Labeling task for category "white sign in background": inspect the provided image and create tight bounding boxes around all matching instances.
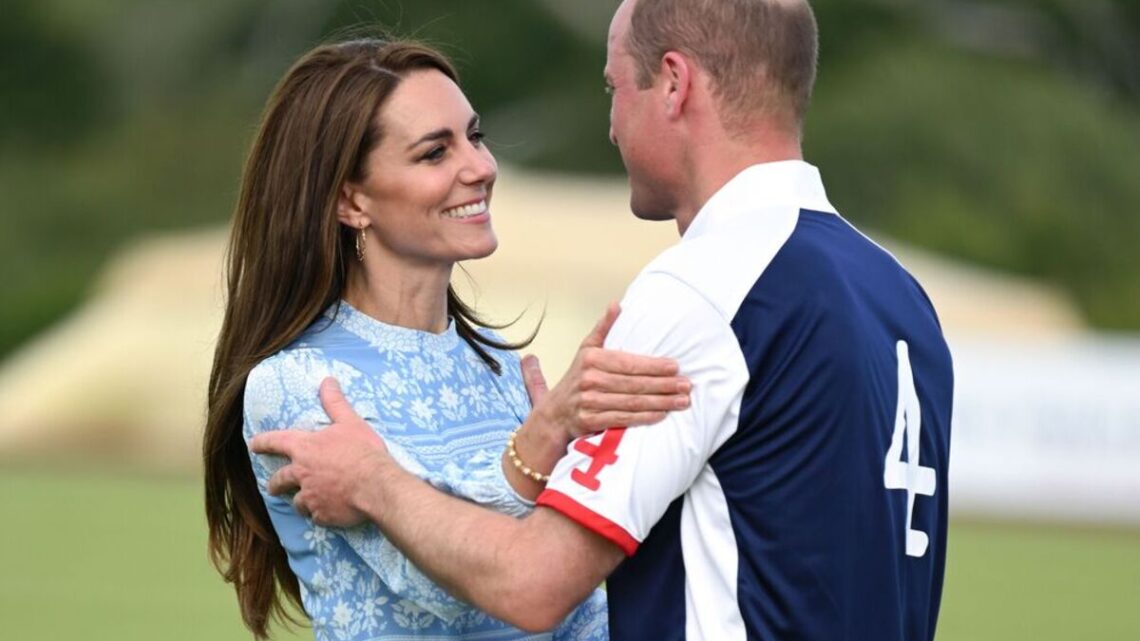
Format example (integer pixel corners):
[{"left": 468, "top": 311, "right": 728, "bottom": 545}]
[{"left": 948, "top": 336, "right": 1140, "bottom": 525}]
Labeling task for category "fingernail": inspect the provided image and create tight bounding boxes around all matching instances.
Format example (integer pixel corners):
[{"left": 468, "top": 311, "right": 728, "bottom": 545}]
[
  {"left": 678, "top": 381, "right": 692, "bottom": 393},
  {"left": 675, "top": 396, "right": 690, "bottom": 409}
]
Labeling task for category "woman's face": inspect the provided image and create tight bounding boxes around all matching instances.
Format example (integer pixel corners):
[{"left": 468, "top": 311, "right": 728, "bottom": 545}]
[{"left": 349, "top": 69, "right": 498, "bottom": 271}]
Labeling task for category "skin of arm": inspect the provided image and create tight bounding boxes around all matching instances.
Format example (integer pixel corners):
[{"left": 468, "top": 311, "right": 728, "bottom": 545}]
[
  {"left": 253, "top": 378, "right": 626, "bottom": 632},
  {"left": 359, "top": 453, "right": 624, "bottom": 632},
  {"left": 498, "top": 302, "right": 693, "bottom": 499}
]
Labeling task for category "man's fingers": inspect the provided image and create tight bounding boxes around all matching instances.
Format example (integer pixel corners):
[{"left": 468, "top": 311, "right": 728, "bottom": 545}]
[
  {"left": 520, "top": 354, "right": 549, "bottom": 405},
  {"left": 292, "top": 492, "right": 312, "bottom": 519},
  {"left": 319, "top": 377, "right": 359, "bottom": 424},
  {"left": 267, "top": 464, "right": 300, "bottom": 496},
  {"left": 249, "top": 429, "right": 299, "bottom": 457},
  {"left": 581, "top": 302, "right": 622, "bottom": 349}
]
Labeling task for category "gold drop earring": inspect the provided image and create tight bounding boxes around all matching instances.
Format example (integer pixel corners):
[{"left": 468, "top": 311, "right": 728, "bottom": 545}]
[{"left": 355, "top": 223, "right": 368, "bottom": 263}]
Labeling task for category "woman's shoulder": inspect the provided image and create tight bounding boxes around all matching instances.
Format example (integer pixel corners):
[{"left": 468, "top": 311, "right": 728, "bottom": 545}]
[
  {"left": 243, "top": 347, "right": 323, "bottom": 432},
  {"left": 243, "top": 346, "right": 370, "bottom": 431},
  {"left": 247, "top": 345, "right": 327, "bottom": 387}
]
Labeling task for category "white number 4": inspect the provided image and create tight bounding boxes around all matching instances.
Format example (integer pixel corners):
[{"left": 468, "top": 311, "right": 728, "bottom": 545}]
[{"left": 883, "top": 340, "right": 936, "bottom": 558}]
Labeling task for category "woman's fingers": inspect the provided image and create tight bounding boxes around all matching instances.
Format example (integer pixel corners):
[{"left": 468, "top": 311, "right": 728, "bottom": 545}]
[
  {"left": 580, "top": 347, "right": 680, "bottom": 377},
  {"left": 581, "top": 302, "right": 622, "bottom": 349},
  {"left": 579, "top": 369, "right": 691, "bottom": 396},
  {"left": 580, "top": 390, "right": 690, "bottom": 413},
  {"left": 520, "top": 354, "right": 549, "bottom": 404},
  {"left": 580, "top": 410, "right": 672, "bottom": 431}
]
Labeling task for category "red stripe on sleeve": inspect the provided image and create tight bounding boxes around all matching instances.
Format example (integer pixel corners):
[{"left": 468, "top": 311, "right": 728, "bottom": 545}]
[{"left": 536, "top": 488, "right": 640, "bottom": 557}]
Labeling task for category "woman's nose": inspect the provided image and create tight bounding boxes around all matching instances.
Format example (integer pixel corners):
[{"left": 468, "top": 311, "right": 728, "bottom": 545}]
[{"left": 460, "top": 145, "right": 497, "bottom": 184}]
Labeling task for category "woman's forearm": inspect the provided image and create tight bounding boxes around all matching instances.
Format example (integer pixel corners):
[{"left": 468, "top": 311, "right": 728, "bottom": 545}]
[{"left": 501, "top": 410, "right": 571, "bottom": 499}]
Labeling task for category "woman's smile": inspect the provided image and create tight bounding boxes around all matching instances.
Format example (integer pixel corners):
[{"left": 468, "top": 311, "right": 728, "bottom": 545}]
[{"left": 441, "top": 198, "right": 489, "bottom": 220}]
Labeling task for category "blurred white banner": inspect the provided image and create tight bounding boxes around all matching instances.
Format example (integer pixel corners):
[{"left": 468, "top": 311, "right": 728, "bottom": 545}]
[{"left": 949, "top": 335, "right": 1140, "bottom": 525}]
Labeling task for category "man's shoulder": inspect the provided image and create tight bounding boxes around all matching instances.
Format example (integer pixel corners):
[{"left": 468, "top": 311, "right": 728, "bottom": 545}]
[
  {"left": 622, "top": 207, "right": 797, "bottom": 326},
  {"left": 608, "top": 245, "right": 747, "bottom": 374},
  {"left": 621, "top": 247, "right": 730, "bottom": 332}
]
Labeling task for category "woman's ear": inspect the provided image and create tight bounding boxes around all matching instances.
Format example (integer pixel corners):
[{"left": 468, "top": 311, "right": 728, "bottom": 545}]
[{"left": 336, "top": 182, "right": 367, "bottom": 228}]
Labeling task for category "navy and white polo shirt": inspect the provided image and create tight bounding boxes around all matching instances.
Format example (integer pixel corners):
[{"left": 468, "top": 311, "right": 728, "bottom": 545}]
[{"left": 536, "top": 161, "right": 954, "bottom": 641}]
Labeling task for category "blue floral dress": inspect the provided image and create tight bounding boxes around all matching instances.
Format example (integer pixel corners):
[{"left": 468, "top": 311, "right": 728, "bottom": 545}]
[{"left": 243, "top": 301, "right": 608, "bottom": 641}]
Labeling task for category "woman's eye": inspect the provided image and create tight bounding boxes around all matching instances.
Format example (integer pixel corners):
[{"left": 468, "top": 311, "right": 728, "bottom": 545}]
[
  {"left": 422, "top": 146, "right": 447, "bottom": 162},
  {"left": 469, "top": 130, "right": 486, "bottom": 146}
]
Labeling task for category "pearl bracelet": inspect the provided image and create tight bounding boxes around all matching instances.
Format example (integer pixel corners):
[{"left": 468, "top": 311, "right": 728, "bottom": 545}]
[{"left": 506, "top": 428, "right": 550, "bottom": 483}]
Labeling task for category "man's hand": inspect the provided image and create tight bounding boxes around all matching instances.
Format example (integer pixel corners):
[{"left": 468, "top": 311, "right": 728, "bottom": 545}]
[
  {"left": 248, "top": 377, "right": 391, "bottom": 527},
  {"left": 526, "top": 302, "right": 691, "bottom": 440}
]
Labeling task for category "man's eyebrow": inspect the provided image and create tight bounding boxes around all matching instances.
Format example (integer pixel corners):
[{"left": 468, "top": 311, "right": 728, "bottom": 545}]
[{"left": 405, "top": 115, "right": 481, "bottom": 151}]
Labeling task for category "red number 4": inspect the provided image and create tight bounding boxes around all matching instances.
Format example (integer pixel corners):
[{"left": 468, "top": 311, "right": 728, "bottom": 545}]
[{"left": 571, "top": 428, "right": 627, "bottom": 491}]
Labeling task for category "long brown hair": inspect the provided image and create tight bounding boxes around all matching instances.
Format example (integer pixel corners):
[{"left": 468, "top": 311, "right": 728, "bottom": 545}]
[{"left": 204, "top": 38, "right": 529, "bottom": 639}]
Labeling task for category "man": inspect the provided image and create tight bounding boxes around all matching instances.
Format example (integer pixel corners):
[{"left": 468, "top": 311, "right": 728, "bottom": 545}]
[{"left": 252, "top": 1, "right": 954, "bottom": 639}]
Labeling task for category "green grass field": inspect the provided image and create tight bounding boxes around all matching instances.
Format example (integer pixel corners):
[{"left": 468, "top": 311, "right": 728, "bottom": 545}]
[{"left": 1, "top": 466, "right": 1136, "bottom": 640}]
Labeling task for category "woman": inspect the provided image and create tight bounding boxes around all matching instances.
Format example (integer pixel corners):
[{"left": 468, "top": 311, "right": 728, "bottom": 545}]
[{"left": 203, "top": 38, "right": 688, "bottom": 641}]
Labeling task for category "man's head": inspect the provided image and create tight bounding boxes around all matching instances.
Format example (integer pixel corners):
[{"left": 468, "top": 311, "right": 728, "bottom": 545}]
[
  {"left": 605, "top": 0, "right": 818, "bottom": 224},
  {"left": 626, "top": 0, "right": 817, "bottom": 133}
]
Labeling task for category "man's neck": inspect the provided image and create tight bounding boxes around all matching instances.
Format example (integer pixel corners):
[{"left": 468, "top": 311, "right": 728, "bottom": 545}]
[{"left": 673, "top": 134, "right": 803, "bottom": 236}]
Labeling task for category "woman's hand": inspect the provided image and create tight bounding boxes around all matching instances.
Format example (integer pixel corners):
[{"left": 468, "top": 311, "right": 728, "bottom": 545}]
[
  {"left": 526, "top": 303, "right": 690, "bottom": 441},
  {"left": 504, "top": 303, "right": 690, "bottom": 497}
]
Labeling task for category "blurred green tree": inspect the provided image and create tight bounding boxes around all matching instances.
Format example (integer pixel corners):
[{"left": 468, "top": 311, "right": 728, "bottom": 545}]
[
  {"left": 1, "top": 0, "right": 1138, "bottom": 359},
  {"left": 0, "top": 0, "right": 107, "bottom": 146}
]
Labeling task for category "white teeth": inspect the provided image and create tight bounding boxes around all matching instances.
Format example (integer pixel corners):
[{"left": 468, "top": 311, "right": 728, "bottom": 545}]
[{"left": 442, "top": 200, "right": 487, "bottom": 219}]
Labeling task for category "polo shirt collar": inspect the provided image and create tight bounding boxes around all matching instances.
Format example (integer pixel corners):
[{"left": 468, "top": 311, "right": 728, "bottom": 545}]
[{"left": 683, "top": 160, "right": 837, "bottom": 241}]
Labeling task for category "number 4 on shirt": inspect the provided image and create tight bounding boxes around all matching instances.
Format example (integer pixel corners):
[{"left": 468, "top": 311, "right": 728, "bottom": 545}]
[
  {"left": 572, "top": 428, "right": 627, "bottom": 491},
  {"left": 883, "top": 340, "right": 937, "bottom": 558}
]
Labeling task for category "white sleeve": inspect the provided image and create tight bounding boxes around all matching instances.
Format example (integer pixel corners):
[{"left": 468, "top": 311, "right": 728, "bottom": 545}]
[{"left": 536, "top": 272, "right": 749, "bottom": 554}]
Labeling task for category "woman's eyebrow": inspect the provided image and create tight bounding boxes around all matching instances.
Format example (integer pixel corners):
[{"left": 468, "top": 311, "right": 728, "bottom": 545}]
[
  {"left": 405, "top": 115, "right": 481, "bottom": 151},
  {"left": 406, "top": 127, "right": 453, "bottom": 151}
]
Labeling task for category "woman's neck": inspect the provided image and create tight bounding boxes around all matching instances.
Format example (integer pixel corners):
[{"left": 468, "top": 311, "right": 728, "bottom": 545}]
[{"left": 343, "top": 258, "right": 452, "bottom": 334}]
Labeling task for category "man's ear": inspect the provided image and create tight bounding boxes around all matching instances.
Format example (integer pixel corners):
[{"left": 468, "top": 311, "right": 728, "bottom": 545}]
[
  {"left": 336, "top": 182, "right": 368, "bottom": 228},
  {"left": 660, "top": 51, "right": 692, "bottom": 120}
]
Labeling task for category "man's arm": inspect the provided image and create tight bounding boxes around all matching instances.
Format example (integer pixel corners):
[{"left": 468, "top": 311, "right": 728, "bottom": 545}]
[
  {"left": 252, "top": 278, "right": 741, "bottom": 628},
  {"left": 355, "top": 460, "right": 624, "bottom": 632},
  {"left": 252, "top": 380, "right": 624, "bottom": 632}
]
